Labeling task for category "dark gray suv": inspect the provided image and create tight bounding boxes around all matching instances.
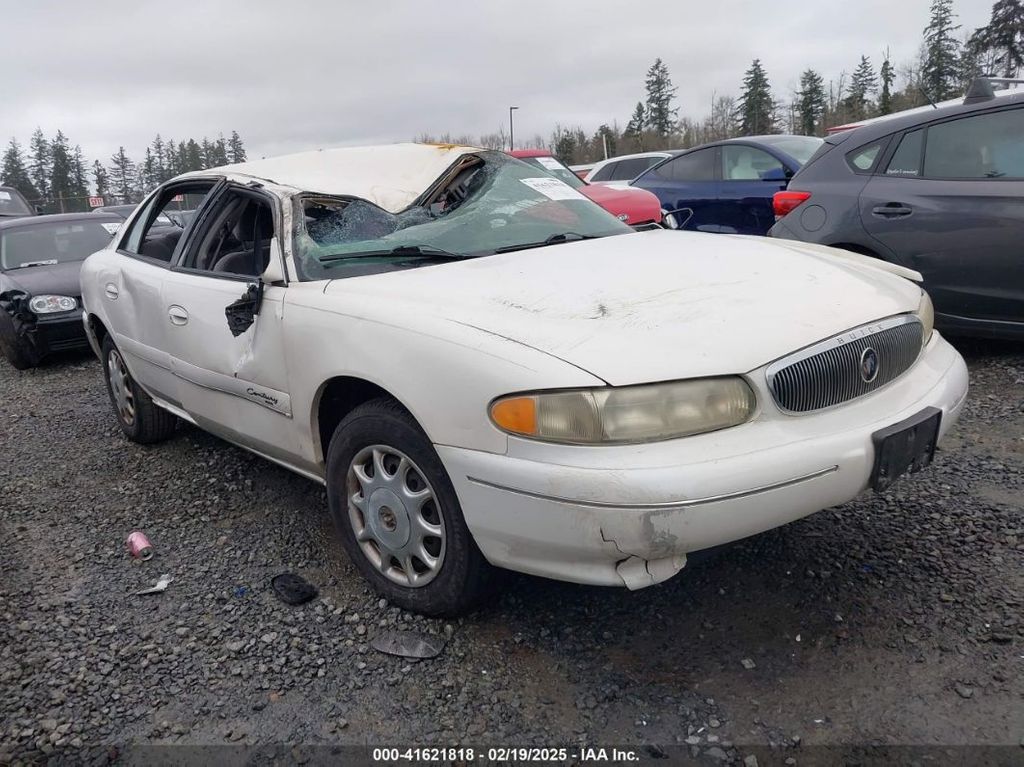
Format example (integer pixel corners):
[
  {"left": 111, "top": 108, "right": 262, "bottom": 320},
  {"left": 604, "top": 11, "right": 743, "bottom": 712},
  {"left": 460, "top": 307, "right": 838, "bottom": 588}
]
[{"left": 770, "top": 80, "right": 1024, "bottom": 340}]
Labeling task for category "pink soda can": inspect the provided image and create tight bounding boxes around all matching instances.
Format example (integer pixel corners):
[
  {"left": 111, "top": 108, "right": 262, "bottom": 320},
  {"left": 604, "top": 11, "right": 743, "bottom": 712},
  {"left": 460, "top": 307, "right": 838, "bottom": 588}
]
[{"left": 126, "top": 531, "right": 154, "bottom": 561}]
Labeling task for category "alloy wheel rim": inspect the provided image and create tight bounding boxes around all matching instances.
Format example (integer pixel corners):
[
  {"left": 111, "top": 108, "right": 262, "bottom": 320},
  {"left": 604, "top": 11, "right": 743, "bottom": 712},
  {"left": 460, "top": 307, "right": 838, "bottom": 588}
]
[
  {"left": 346, "top": 445, "right": 446, "bottom": 588},
  {"left": 107, "top": 349, "right": 135, "bottom": 426}
]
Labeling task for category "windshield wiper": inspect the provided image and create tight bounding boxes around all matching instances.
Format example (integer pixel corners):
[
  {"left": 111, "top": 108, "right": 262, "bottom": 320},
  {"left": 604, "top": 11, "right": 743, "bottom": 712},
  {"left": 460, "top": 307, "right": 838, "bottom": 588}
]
[
  {"left": 318, "top": 244, "right": 472, "bottom": 264},
  {"left": 494, "top": 232, "right": 601, "bottom": 254}
]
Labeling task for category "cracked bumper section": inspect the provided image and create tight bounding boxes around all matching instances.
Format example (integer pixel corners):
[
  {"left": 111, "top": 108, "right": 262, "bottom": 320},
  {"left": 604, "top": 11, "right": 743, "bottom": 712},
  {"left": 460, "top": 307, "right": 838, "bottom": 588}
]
[{"left": 437, "top": 334, "right": 969, "bottom": 589}]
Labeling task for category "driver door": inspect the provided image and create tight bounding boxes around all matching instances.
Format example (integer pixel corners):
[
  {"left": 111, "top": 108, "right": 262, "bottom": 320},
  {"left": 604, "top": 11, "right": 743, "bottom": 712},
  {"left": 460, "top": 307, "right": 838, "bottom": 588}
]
[{"left": 161, "top": 186, "right": 298, "bottom": 462}]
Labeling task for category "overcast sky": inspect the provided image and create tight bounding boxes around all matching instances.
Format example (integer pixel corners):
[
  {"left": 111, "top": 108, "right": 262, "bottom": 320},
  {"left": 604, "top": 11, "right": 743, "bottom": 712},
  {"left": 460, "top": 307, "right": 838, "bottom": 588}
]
[{"left": 0, "top": 0, "right": 994, "bottom": 166}]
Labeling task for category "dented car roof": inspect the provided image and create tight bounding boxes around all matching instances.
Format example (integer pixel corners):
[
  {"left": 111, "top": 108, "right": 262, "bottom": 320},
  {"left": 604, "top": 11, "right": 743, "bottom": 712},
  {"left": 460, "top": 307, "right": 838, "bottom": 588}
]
[{"left": 197, "top": 143, "right": 481, "bottom": 213}]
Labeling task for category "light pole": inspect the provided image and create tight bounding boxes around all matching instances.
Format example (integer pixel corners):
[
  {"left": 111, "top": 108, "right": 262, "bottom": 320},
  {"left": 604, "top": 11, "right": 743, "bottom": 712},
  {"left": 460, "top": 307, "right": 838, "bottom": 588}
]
[{"left": 508, "top": 106, "right": 519, "bottom": 151}]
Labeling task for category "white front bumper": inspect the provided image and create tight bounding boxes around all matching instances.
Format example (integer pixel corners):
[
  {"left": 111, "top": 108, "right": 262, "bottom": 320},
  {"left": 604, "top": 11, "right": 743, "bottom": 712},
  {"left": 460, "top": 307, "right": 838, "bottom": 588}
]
[{"left": 437, "top": 334, "right": 969, "bottom": 588}]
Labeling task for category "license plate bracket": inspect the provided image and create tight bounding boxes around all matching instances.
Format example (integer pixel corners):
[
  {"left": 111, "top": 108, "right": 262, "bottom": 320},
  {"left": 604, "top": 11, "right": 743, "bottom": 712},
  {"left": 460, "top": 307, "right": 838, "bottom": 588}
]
[{"left": 870, "top": 407, "right": 942, "bottom": 492}]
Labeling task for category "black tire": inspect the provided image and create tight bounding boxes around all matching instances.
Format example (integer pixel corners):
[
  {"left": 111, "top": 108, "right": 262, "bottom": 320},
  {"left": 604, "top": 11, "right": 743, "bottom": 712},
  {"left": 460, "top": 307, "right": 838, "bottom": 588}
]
[
  {"left": 0, "top": 313, "right": 33, "bottom": 370},
  {"left": 326, "top": 398, "right": 499, "bottom": 616},
  {"left": 101, "top": 335, "right": 176, "bottom": 444}
]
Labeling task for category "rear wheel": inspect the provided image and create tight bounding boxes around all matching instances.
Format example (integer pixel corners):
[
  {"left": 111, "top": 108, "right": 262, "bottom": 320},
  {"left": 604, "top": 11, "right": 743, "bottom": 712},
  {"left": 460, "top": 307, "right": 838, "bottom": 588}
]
[
  {"left": 101, "top": 335, "right": 176, "bottom": 443},
  {"left": 326, "top": 398, "right": 498, "bottom": 616}
]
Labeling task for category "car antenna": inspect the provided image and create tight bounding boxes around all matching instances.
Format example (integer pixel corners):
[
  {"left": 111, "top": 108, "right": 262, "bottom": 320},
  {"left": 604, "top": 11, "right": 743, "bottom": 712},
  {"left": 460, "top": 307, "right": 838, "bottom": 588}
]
[{"left": 918, "top": 85, "right": 938, "bottom": 109}]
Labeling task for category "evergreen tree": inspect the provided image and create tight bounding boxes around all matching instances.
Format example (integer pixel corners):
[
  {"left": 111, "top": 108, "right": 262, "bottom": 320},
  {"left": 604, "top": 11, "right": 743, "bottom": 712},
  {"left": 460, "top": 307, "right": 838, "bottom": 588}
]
[
  {"left": 92, "top": 160, "right": 109, "bottom": 201},
  {"left": 227, "top": 130, "right": 246, "bottom": 163},
  {"left": 70, "top": 146, "right": 89, "bottom": 210},
  {"left": 28, "top": 128, "right": 50, "bottom": 203},
  {"left": 1, "top": 139, "right": 39, "bottom": 200},
  {"left": 109, "top": 147, "right": 136, "bottom": 204},
  {"left": 796, "top": 69, "right": 826, "bottom": 135},
  {"left": 736, "top": 59, "right": 775, "bottom": 135},
  {"left": 211, "top": 134, "right": 229, "bottom": 167},
  {"left": 970, "top": 0, "right": 1024, "bottom": 77},
  {"left": 550, "top": 125, "right": 588, "bottom": 164},
  {"left": 643, "top": 58, "right": 678, "bottom": 137},
  {"left": 922, "top": 0, "right": 963, "bottom": 100},
  {"left": 592, "top": 124, "right": 618, "bottom": 159},
  {"left": 845, "top": 56, "right": 879, "bottom": 120},
  {"left": 879, "top": 53, "right": 896, "bottom": 114},
  {"left": 140, "top": 147, "right": 158, "bottom": 192},
  {"left": 163, "top": 137, "right": 178, "bottom": 178},
  {"left": 184, "top": 139, "right": 204, "bottom": 171},
  {"left": 958, "top": 34, "right": 984, "bottom": 89},
  {"left": 623, "top": 102, "right": 646, "bottom": 139},
  {"left": 49, "top": 131, "right": 73, "bottom": 212},
  {"left": 151, "top": 134, "right": 168, "bottom": 183},
  {"left": 176, "top": 141, "right": 188, "bottom": 174},
  {"left": 200, "top": 137, "right": 214, "bottom": 169}
]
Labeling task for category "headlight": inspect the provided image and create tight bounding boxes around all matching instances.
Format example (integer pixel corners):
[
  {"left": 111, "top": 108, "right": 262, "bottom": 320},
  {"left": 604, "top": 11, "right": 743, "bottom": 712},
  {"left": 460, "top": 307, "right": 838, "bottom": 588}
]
[
  {"left": 490, "top": 377, "right": 756, "bottom": 444},
  {"left": 29, "top": 295, "right": 78, "bottom": 314},
  {"left": 917, "top": 291, "right": 934, "bottom": 344}
]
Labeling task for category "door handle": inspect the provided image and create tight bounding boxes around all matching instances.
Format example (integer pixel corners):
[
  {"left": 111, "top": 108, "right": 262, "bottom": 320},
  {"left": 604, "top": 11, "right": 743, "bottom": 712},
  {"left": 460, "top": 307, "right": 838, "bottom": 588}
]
[
  {"left": 104, "top": 284, "right": 119, "bottom": 300},
  {"left": 168, "top": 306, "right": 189, "bottom": 326},
  {"left": 872, "top": 203, "right": 913, "bottom": 218}
]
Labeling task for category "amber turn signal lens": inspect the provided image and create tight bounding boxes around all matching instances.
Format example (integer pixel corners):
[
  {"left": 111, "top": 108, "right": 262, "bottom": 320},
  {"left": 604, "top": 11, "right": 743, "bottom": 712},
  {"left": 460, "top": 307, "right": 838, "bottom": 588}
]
[{"left": 490, "top": 396, "right": 537, "bottom": 436}]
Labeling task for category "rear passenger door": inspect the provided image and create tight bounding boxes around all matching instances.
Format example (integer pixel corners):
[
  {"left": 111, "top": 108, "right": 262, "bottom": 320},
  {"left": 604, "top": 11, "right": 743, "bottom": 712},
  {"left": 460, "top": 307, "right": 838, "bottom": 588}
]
[
  {"left": 101, "top": 181, "right": 218, "bottom": 403},
  {"left": 860, "top": 106, "right": 1024, "bottom": 326},
  {"left": 636, "top": 148, "right": 719, "bottom": 231},
  {"left": 718, "top": 145, "right": 789, "bottom": 235}
]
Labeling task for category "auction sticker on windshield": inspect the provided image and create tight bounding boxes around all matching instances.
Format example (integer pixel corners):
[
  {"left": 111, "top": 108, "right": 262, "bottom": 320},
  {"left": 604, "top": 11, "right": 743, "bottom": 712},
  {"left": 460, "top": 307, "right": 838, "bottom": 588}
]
[
  {"left": 535, "top": 157, "right": 564, "bottom": 171},
  {"left": 0, "top": 192, "right": 11, "bottom": 200},
  {"left": 520, "top": 177, "right": 587, "bottom": 201}
]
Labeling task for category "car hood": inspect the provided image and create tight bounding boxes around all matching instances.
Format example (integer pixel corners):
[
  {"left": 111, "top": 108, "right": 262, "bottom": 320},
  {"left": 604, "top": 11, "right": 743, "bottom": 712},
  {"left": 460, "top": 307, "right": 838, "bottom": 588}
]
[
  {"left": 0, "top": 260, "right": 84, "bottom": 297},
  {"left": 580, "top": 184, "right": 662, "bottom": 224},
  {"left": 323, "top": 230, "right": 923, "bottom": 386}
]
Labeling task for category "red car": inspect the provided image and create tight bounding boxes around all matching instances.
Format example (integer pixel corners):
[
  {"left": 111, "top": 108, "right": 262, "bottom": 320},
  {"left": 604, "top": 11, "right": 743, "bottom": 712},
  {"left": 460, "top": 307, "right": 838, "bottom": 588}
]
[{"left": 508, "top": 150, "right": 663, "bottom": 226}]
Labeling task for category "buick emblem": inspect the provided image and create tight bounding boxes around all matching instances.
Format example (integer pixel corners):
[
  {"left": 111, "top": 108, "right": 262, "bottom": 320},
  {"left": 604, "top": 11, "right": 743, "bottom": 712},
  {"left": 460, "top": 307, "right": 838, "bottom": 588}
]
[{"left": 860, "top": 347, "right": 879, "bottom": 383}]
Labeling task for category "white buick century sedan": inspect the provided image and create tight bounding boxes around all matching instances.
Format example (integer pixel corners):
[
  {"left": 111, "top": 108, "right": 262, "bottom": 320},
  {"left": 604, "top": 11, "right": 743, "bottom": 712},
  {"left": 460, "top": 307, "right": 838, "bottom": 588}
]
[{"left": 80, "top": 144, "right": 968, "bottom": 615}]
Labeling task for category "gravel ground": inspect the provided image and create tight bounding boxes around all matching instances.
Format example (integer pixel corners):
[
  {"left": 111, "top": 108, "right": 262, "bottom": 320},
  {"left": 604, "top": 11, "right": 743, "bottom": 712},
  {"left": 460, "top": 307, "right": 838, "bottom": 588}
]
[{"left": 0, "top": 337, "right": 1021, "bottom": 764}]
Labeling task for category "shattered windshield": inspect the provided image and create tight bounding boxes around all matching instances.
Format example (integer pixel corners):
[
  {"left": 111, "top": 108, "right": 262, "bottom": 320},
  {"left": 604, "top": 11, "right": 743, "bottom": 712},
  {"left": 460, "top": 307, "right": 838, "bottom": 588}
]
[{"left": 292, "top": 152, "right": 631, "bottom": 280}]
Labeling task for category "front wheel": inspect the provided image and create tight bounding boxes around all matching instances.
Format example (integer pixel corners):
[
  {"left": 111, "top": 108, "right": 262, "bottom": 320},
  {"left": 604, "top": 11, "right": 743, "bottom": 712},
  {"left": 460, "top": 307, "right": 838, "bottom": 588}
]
[
  {"left": 326, "top": 398, "right": 499, "bottom": 616},
  {"left": 101, "top": 335, "right": 176, "bottom": 444}
]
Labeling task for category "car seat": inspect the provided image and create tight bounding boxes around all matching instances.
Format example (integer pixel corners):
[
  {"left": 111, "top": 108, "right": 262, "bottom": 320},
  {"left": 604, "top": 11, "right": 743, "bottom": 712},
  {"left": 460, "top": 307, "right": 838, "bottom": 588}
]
[{"left": 212, "top": 202, "right": 273, "bottom": 276}]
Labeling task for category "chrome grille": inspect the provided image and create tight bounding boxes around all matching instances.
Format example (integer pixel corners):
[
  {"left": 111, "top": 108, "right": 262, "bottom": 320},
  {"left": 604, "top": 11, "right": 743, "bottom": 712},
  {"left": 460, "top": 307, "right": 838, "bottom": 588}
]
[{"left": 767, "top": 315, "right": 923, "bottom": 413}]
